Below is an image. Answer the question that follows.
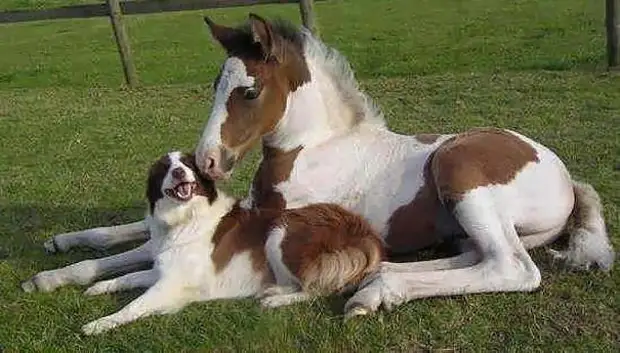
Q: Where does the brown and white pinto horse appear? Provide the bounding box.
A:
[194,14,615,316]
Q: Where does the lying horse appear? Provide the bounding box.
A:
[193,14,614,316]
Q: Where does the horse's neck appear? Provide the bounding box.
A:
[263,59,357,152]
[250,144,303,210]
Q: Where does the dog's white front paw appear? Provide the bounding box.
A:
[21,271,65,293]
[43,238,59,254]
[84,281,112,296]
[82,318,116,335]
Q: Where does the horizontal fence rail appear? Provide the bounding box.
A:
[0,0,316,24]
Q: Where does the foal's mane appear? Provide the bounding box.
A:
[231,17,386,127]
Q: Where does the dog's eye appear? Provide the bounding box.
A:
[243,87,260,100]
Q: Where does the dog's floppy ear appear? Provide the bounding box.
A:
[146,155,170,213]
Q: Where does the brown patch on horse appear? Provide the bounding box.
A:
[220,60,288,153]
[205,14,311,157]
[385,156,443,253]
[251,144,303,210]
[432,128,540,203]
[277,203,385,293]
[211,203,279,275]
[414,133,441,144]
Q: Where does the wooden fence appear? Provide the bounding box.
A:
[606,0,619,69]
[0,0,321,87]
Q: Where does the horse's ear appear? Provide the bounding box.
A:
[204,16,239,53]
[248,13,284,63]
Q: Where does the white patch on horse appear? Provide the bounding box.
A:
[197,57,255,152]
[263,31,385,152]
[275,130,452,234]
[264,226,299,288]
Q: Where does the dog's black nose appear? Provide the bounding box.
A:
[171,167,186,180]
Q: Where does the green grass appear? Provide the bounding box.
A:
[0,0,619,351]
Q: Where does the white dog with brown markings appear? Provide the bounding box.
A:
[24,151,383,335]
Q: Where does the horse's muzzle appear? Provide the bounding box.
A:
[198,146,236,180]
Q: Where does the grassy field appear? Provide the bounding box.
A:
[0,0,619,351]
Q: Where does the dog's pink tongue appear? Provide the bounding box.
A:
[177,183,192,198]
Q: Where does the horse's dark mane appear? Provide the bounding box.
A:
[227,17,304,59]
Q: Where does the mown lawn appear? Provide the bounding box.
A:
[0,0,618,351]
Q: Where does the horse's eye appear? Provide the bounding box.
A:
[244,87,260,100]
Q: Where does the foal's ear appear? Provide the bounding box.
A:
[204,16,240,52]
[248,13,284,63]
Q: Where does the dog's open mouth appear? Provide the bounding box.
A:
[165,182,195,201]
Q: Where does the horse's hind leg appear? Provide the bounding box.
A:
[344,189,542,318]
[22,240,153,293]
[45,220,149,253]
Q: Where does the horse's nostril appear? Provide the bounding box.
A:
[171,167,186,180]
[207,157,216,170]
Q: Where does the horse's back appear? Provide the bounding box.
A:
[429,128,574,234]
[383,127,575,253]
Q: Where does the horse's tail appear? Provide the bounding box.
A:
[553,180,615,271]
[299,236,384,295]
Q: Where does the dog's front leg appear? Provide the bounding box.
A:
[81,282,189,335]
[84,269,158,296]
[46,220,149,253]
[22,240,153,293]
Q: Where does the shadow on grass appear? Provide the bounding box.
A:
[0,202,148,271]
[0,202,158,309]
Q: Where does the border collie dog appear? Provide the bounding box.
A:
[79,151,383,335]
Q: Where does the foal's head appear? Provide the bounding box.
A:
[196,14,311,180]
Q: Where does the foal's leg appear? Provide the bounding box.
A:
[81,281,189,335]
[84,269,158,296]
[379,249,480,273]
[259,227,314,309]
[45,220,149,253]
[345,190,542,318]
[22,240,153,293]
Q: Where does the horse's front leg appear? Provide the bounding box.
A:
[45,220,149,253]
[22,240,154,293]
[81,281,189,335]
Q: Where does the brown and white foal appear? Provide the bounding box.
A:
[23,152,383,335]
[194,14,615,317]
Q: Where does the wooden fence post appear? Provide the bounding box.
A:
[107,0,138,87]
[606,0,619,69]
[299,0,319,37]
